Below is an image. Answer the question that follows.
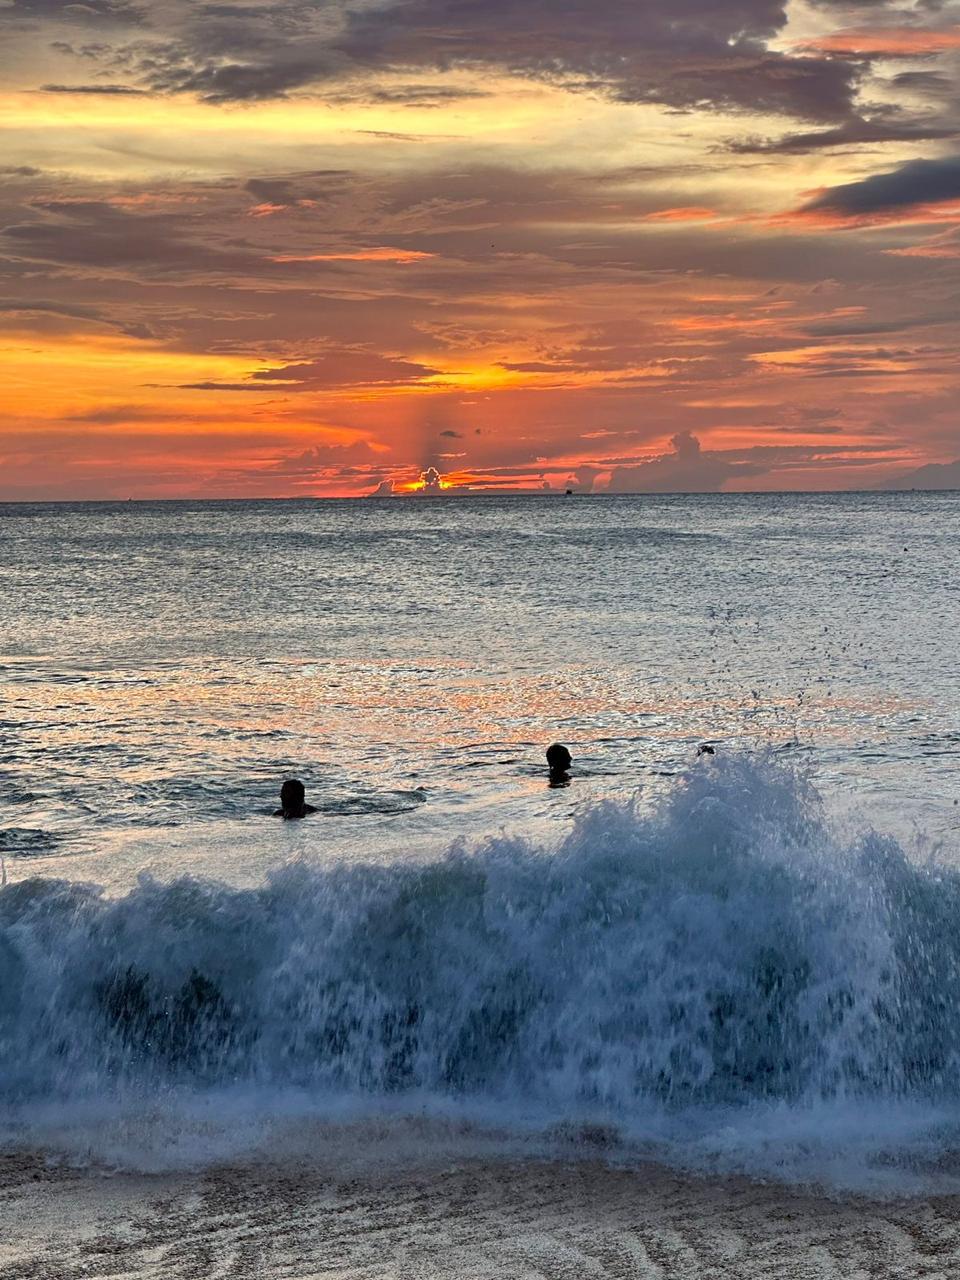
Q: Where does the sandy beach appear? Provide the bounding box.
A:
[4,1148,960,1279]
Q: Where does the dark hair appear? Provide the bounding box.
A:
[280,778,305,806]
[546,743,572,771]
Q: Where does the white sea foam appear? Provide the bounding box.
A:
[3,753,960,1191]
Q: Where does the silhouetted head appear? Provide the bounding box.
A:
[546,743,572,773]
[280,778,306,815]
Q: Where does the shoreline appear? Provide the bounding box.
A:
[4,1147,960,1278]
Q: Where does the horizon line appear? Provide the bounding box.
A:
[1,488,957,505]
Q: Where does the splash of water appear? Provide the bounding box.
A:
[3,754,960,1186]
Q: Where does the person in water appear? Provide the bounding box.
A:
[274,778,317,819]
[546,742,572,786]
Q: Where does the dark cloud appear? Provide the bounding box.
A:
[731,116,960,154]
[244,172,349,210]
[606,430,768,493]
[265,440,382,474]
[801,310,957,338]
[4,0,144,23]
[568,465,600,493]
[176,381,276,391]
[245,177,295,205]
[1,199,263,274]
[0,295,154,337]
[752,341,953,379]
[890,70,954,94]
[40,82,147,92]
[876,457,960,489]
[805,153,960,214]
[135,50,344,102]
[248,351,441,388]
[49,39,113,55]
[67,403,188,423]
[341,0,862,121]
[180,349,441,391]
[331,82,491,107]
[2,160,941,365]
[79,2,347,101]
[418,465,443,493]
[775,423,846,435]
[39,0,863,117]
[197,4,286,18]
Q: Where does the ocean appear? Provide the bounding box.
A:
[3,492,960,1232]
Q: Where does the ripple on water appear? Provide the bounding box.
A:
[0,829,60,857]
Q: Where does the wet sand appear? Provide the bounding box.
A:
[4,1150,960,1279]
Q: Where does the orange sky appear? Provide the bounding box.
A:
[1,0,959,497]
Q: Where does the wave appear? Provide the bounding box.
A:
[0,828,61,856]
[3,754,960,1186]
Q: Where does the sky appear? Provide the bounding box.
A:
[1,0,959,498]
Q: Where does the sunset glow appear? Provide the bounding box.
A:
[2,0,959,498]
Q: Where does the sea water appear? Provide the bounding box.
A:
[1,492,960,1189]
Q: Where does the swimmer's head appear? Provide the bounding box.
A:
[280,778,306,813]
[546,743,572,773]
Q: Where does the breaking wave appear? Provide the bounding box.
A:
[3,754,960,1188]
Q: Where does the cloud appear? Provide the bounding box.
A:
[367,478,396,496]
[3,36,960,502]
[67,403,190,423]
[248,350,441,389]
[890,70,954,95]
[337,0,861,120]
[136,50,346,102]
[418,465,443,493]
[245,176,307,206]
[175,381,278,392]
[243,171,354,215]
[331,82,491,107]
[0,295,154,337]
[750,341,944,378]
[875,457,960,490]
[797,25,960,57]
[800,310,957,338]
[568,465,600,493]
[731,117,960,155]
[802,154,960,218]
[885,226,960,257]
[606,430,769,493]
[40,81,146,93]
[1,199,261,274]
[5,0,143,22]
[270,247,433,263]
[265,440,380,474]
[35,0,863,117]
[179,349,442,392]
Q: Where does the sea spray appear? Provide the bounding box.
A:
[1,754,958,1122]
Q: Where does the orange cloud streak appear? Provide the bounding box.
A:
[772,201,960,230]
[796,26,960,56]
[640,207,718,223]
[270,248,435,263]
